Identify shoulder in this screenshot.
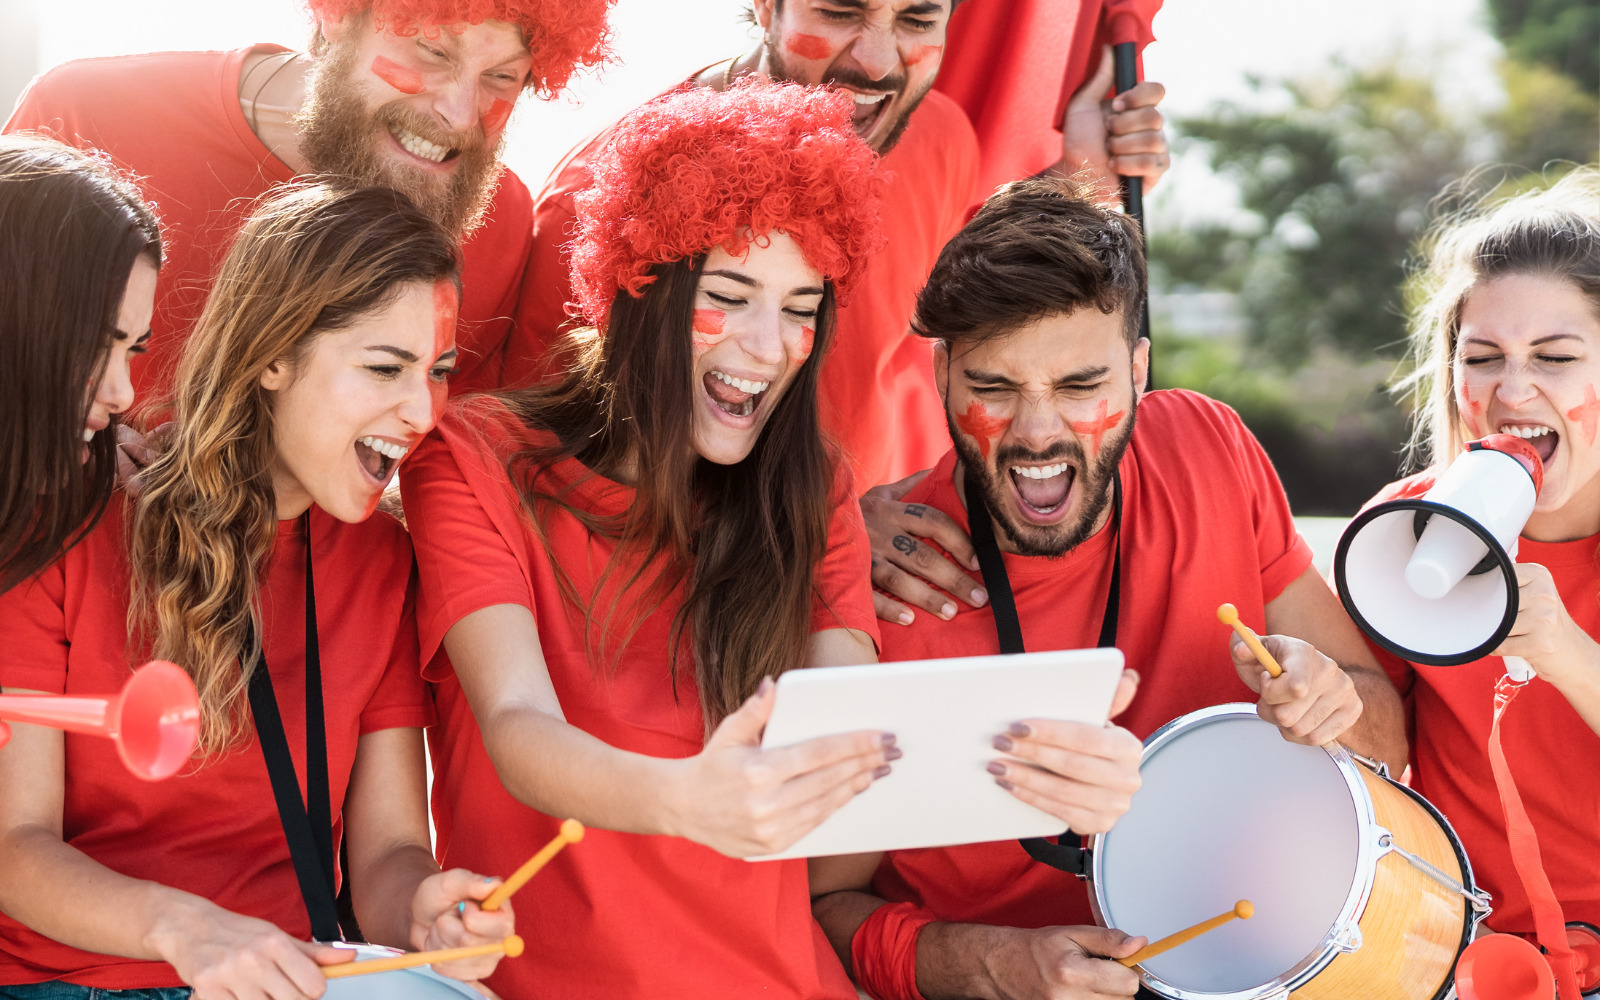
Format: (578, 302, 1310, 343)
(1127, 390, 1281, 492)
(1135, 388, 1248, 435)
(22, 50, 226, 101)
(485, 164, 533, 218)
(906, 89, 977, 145)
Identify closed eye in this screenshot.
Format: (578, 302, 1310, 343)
(784, 307, 818, 321)
(430, 364, 456, 381)
(706, 291, 745, 308)
(367, 365, 403, 380)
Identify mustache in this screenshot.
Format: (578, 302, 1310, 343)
(993, 441, 1082, 469)
(375, 101, 490, 154)
(821, 68, 907, 96)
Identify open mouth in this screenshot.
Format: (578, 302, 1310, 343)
(848, 90, 892, 137)
(388, 124, 459, 165)
(355, 435, 410, 486)
(703, 369, 771, 421)
(1008, 461, 1075, 523)
(1499, 423, 1558, 467)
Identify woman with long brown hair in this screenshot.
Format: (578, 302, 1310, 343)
(401, 80, 891, 998)
(0, 181, 514, 1000)
(0, 135, 160, 594)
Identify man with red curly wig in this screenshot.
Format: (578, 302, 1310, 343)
(518, 0, 1170, 549)
(5, 0, 612, 400)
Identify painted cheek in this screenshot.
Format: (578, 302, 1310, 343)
(692, 308, 728, 353)
(1067, 399, 1126, 457)
(785, 33, 834, 61)
(955, 399, 1011, 462)
(431, 280, 458, 420)
(1457, 384, 1484, 437)
(370, 55, 424, 95)
(904, 43, 943, 67)
(1566, 385, 1600, 446)
(789, 326, 815, 365)
(481, 98, 513, 136)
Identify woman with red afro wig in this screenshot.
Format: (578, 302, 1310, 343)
(305, 0, 611, 97)
(399, 80, 897, 997)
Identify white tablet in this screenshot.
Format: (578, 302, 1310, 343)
(749, 647, 1125, 861)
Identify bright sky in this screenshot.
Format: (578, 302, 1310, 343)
(5, 0, 1502, 218)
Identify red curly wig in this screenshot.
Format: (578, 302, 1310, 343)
(569, 79, 887, 328)
(305, 0, 613, 98)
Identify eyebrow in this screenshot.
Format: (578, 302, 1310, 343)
(963, 364, 1110, 386)
(1461, 333, 1584, 348)
(823, 0, 946, 10)
(111, 327, 152, 343)
(703, 269, 824, 298)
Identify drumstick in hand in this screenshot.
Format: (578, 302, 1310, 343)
(322, 935, 524, 979)
(481, 818, 585, 912)
(1120, 900, 1253, 967)
(1217, 604, 1282, 677)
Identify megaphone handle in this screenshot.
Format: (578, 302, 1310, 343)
(1505, 656, 1537, 683)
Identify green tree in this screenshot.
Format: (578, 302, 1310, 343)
(1487, 0, 1598, 96)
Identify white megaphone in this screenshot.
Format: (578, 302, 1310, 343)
(1334, 434, 1543, 682)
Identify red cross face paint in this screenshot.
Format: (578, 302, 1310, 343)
(370, 55, 424, 95)
(1068, 399, 1125, 457)
(481, 98, 513, 136)
(785, 33, 833, 61)
(955, 399, 1011, 462)
(904, 43, 943, 67)
(431, 279, 458, 421)
(692, 308, 728, 353)
(1567, 385, 1600, 445)
(1457, 385, 1485, 437)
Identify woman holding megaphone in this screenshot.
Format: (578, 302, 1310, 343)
(0, 182, 514, 1000)
(1354, 167, 1600, 989)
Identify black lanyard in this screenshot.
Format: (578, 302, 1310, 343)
(245, 512, 340, 942)
(962, 466, 1122, 877)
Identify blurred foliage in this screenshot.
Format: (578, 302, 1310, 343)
(1487, 0, 1598, 96)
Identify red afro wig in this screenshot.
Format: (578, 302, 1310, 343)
(306, 0, 613, 98)
(569, 79, 887, 329)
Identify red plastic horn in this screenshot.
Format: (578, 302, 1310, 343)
(0, 661, 199, 781)
(1570, 922, 1600, 995)
(1457, 933, 1555, 1000)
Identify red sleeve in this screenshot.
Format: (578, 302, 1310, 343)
(505, 141, 599, 388)
(4, 69, 71, 137)
(811, 463, 882, 650)
(0, 564, 70, 694)
(1215, 401, 1314, 602)
(357, 571, 435, 733)
(400, 407, 538, 674)
(850, 901, 936, 1000)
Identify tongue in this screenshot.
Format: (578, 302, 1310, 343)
(1013, 469, 1071, 511)
(705, 373, 753, 407)
(355, 441, 386, 480)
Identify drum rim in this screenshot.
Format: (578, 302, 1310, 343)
(1088, 703, 1380, 1000)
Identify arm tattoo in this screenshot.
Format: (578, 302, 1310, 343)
(892, 535, 917, 556)
(904, 504, 927, 518)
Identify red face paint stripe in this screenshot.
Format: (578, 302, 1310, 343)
(794, 325, 815, 362)
(905, 43, 943, 66)
(481, 98, 513, 135)
(1068, 399, 1125, 456)
(785, 33, 833, 60)
(370, 55, 424, 95)
(1459, 388, 1484, 437)
(431, 279, 458, 420)
(692, 308, 727, 351)
(955, 399, 1010, 462)
(1567, 385, 1600, 445)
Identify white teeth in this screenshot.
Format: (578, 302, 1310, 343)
(851, 92, 888, 105)
(83, 428, 96, 443)
(1010, 462, 1070, 480)
(358, 436, 410, 460)
(712, 370, 770, 394)
(390, 125, 449, 163)
(1499, 425, 1553, 439)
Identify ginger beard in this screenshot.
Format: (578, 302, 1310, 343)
(763, 37, 935, 154)
(950, 392, 1137, 557)
(298, 36, 503, 237)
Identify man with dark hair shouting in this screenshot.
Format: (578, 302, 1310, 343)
(809, 176, 1406, 1000)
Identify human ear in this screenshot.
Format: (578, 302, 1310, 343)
(933, 340, 951, 405)
(318, 10, 355, 47)
(259, 360, 291, 392)
(1132, 337, 1150, 400)
(752, 0, 778, 30)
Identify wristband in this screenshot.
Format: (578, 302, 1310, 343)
(851, 901, 937, 1000)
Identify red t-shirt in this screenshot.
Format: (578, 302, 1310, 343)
(1362, 473, 1600, 935)
(0, 497, 429, 988)
(869, 390, 1314, 931)
(5, 46, 539, 399)
(400, 400, 880, 999)
(519, 83, 981, 490)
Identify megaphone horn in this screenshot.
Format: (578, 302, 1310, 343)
(0, 661, 200, 781)
(1334, 435, 1543, 668)
(1455, 932, 1556, 1000)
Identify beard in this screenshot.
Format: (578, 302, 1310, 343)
(950, 395, 1137, 558)
(296, 39, 504, 238)
(763, 40, 934, 155)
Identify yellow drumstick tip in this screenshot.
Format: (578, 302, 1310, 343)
(1215, 603, 1283, 678)
(560, 818, 585, 842)
(503, 934, 525, 959)
(1217, 603, 1240, 625)
(1234, 899, 1254, 920)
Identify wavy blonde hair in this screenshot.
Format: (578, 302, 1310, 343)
(1398, 166, 1600, 472)
(128, 180, 458, 755)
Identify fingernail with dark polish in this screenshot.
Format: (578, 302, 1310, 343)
(884, 746, 903, 762)
(995, 777, 1014, 790)
(992, 734, 1014, 752)
(1008, 722, 1032, 738)
(986, 761, 1007, 777)
(881, 733, 898, 747)
(873, 765, 893, 779)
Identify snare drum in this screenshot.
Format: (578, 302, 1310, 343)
(1089, 705, 1489, 1000)
(322, 944, 489, 999)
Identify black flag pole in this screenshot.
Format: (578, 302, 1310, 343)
(1112, 41, 1153, 390)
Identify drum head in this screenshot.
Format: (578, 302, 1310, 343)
(322, 945, 488, 999)
(1095, 709, 1362, 996)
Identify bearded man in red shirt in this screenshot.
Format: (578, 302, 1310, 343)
(519, 0, 1171, 492)
(809, 176, 1408, 1000)
(6, 0, 613, 398)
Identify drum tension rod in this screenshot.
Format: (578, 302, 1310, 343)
(1378, 832, 1492, 913)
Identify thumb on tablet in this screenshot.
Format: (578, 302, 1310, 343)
(1108, 669, 1139, 719)
(709, 676, 777, 749)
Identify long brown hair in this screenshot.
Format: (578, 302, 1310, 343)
(501, 257, 838, 732)
(128, 181, 458, 755)
(0, 135, 161, 593)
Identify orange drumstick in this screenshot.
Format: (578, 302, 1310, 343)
(1217, 604, 1283, 678)
(322, 935, 524, 979)
(1120, 900, 1253, 967)
(481, 818, 585, 912)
